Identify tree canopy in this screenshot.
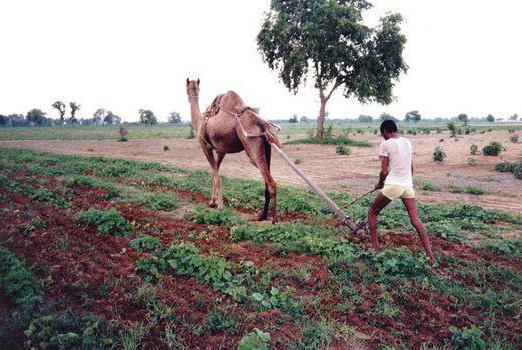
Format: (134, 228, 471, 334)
(457, 113, 469, 125)
(257, 0, 407, 137)
(404, 110, 421, 123)
(139, 109, 158, 125)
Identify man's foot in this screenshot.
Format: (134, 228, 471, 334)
(253, 210, 268, 221)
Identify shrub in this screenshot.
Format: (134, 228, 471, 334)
(482, 142, 504, 156)
(433, 147, 446, 162)
(238, 329, 270, 350)
(163, 145, 170, 151)
(465, 185, 487, 195)
(421, 182, 441, 191)
(142, 193, 180, 211)
(75, 208, 132, 236)
(294, 158, 302, 165)
(130, 235, 162, 253)
(470, 144, 478, 155)
(495, 162, 515, 173)
(335, 145, 352, 155)
(510, 135, 519, 143)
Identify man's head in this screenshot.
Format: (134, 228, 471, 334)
(380, 120, 398, 140)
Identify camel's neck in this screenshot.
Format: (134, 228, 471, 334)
(188, 96, 201, 130)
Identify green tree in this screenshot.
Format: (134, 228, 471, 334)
(289, 114, 298, 123)
(52, 101, 66, 125)
(139, 109, 157, 125)
(69, 102, 81, 125)
(358, 114, 373, 123)
(486, 114, 495, 123)
(457, 113, 469, 126)
(509, 113, 518, 121)
(380, 113, 398, 122)
(405, 110, 421, 123)
(168, 111, 182, 124)
(300, 116, 309, 123)
(93, 108, 106, 125)
(26, 108, 47, 127)
(0, 115, 7, 126)
(257, 0, 407, 138)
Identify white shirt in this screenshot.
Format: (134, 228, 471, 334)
(379, 137, 413, 187)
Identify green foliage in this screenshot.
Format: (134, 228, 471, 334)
(75, 208, 132, 236)
(510, 134, 519, 143)
(449, 325, 486, 350)
(470, 144, 478, 155)
(433, 146, 446, 162)
(138, 109, 158, 125)
(238, 328, 271, 350)
(362, 248, 431, 280)
(186, 206, 245, 226)
(447, 122, 458, 137)
(203, 309, 238, 334)
(66, 175, 118, 199)
(24, 312, 114, 349)
(483, 239, 522, 260)
(450, 185, 487, 195)
(285, 136, 371, 147)
(482, 142, 504, 156)
(0, 247, 43, 310)
(299, 325, 330, 350)
(142, 193, 180, 211)
(335, 145, 352, 155)
(420, 182, 440, 191)
(129, 235, 162, 253)
(495, 162, 516, 173)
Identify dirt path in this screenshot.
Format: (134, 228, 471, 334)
(2, 129, 521, 214)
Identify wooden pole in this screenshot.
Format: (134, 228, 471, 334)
(271, 143, 359, 231)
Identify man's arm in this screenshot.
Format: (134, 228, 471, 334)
(375, 156, 389, 190)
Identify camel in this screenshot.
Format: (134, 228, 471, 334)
(186, 78, 281, 223)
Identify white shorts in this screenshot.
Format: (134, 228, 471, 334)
(382, 184, 415, 200)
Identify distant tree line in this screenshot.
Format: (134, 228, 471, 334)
(0, 99, 185, 127)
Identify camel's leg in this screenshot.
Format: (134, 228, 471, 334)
(198, 139, 219, 208)
(215, 152, 225, 210)
(246, 139, 277, 223)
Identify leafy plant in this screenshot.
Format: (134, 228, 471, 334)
(238, 328, 270, 350)
(482, 142, 504, 156)
(470, 144, 478, 155)
(130, 235, 162, 253)
(509, 135, 518, 143)
(449, 325, 486, 350)
(0, 247, 43, 310)
(186, 206, 244, 226)
(142, 193, 180, 211)
(75, 208, 132, 236)
(203, 309, 237, 334)
(433, 146, 446, 162)
(421, 182, 440, 191)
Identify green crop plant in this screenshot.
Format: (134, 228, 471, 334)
(75, 208, 132, 236)
(238, 328, 270, 350)
(335, 145, 352, 155)
(433, 146, 447, 162)
(470, 144, 478, 155)
(130, 235, 162, 253)
(421, 182, 441, 191)
(142, 193, 180, 211)
(0, 247, 43, 310)
(203, 308, 238, 334)
(186, 206, 245, 226)
(449, 325, 486, 350)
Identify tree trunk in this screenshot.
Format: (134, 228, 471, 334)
(315, 95, 327, 139)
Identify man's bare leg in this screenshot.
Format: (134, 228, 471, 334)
(402, 198, 435, 263)
(368, 193, 391, 250)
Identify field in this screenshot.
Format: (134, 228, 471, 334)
(0, 124, 521, 349)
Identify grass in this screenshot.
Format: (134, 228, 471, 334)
(285, 136, 371, 147)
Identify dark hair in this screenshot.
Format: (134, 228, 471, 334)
(380, 120, 398, 134)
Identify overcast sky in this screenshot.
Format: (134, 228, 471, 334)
(1, 0, 521, 122)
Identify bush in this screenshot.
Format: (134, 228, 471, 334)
(129, 235, 162, 253)
(495, 162, 515, 173)
(433, 147, 446, 162)
(510, 135, 519, 143)
(163, 145, 170, 151)
(470, 144, 478, 155)
(335, 145, 352, 155)
(482, 142, 504, 156)
(75, 208, 132, 236)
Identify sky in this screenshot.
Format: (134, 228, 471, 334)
(1, 0, 521, 123)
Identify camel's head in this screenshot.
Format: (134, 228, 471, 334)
(186, 78, 200, 98)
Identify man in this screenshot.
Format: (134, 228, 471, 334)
(368, 120, 435, 263)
